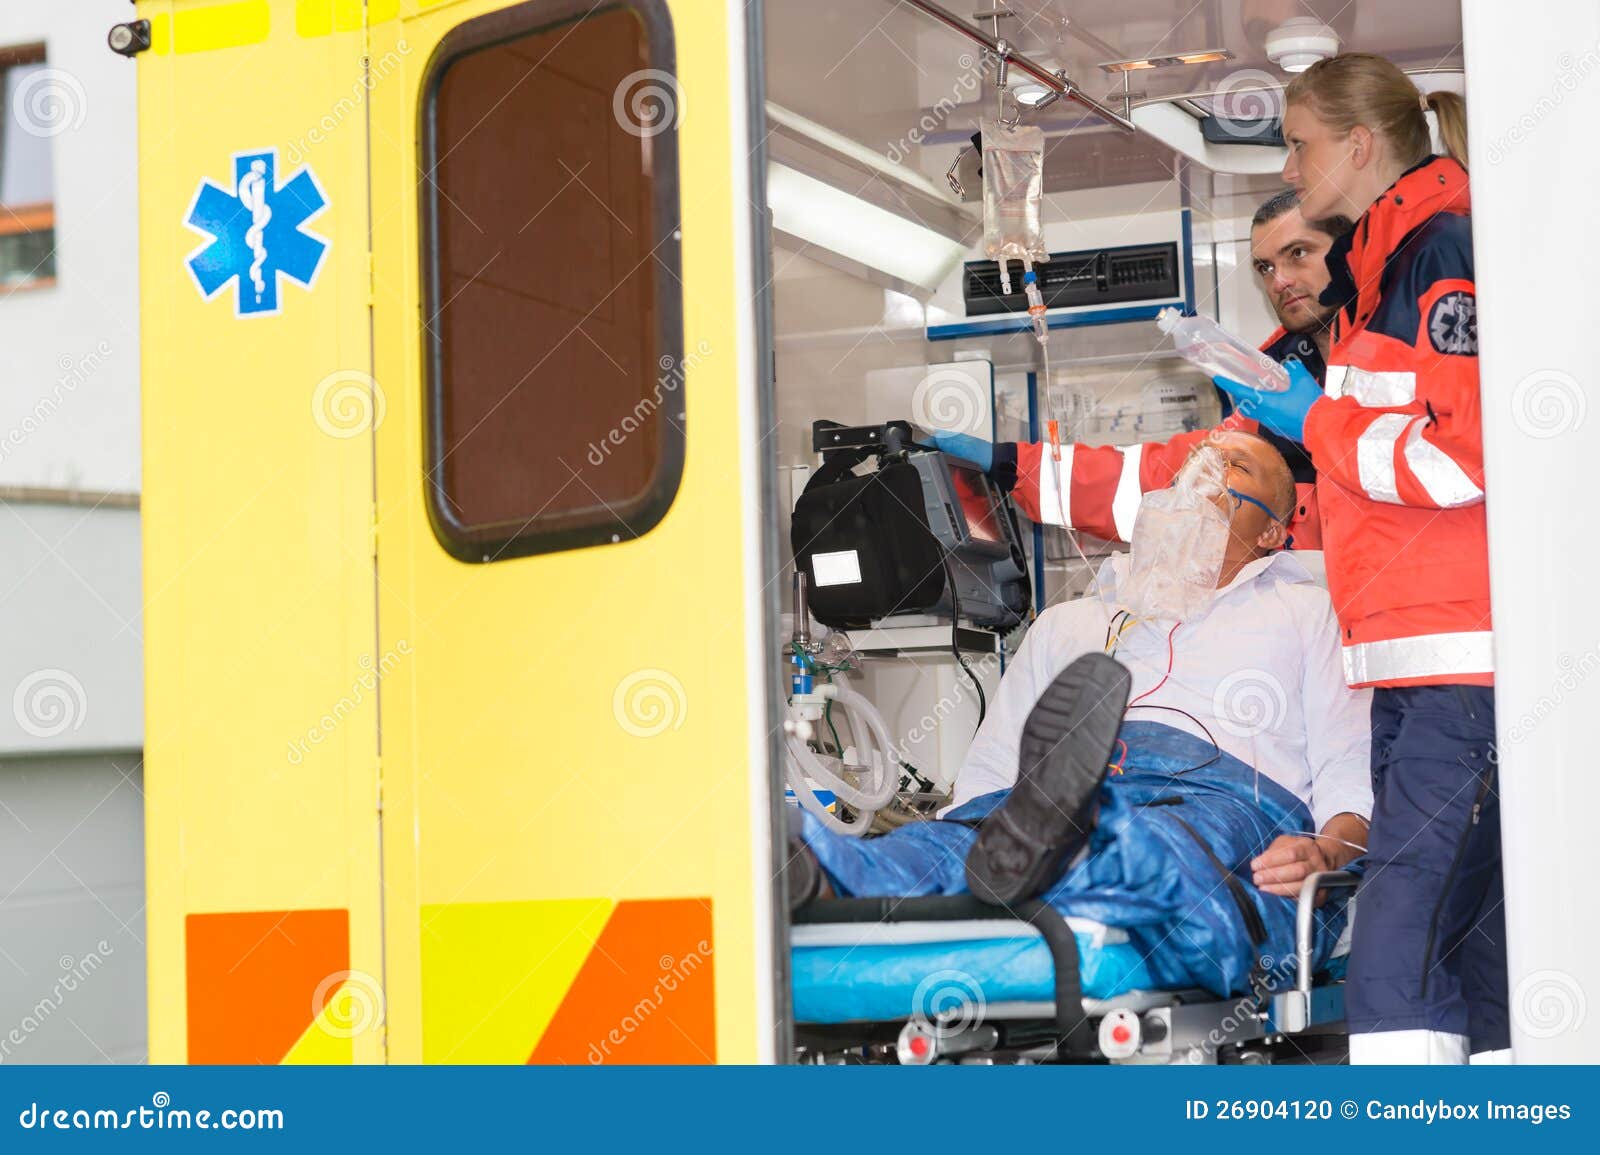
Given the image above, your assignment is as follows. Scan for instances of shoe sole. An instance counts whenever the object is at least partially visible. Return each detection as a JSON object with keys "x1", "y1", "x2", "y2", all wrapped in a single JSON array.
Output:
[{"x1": 964, "y1": 652, "x2": 1131, "y2": 905}]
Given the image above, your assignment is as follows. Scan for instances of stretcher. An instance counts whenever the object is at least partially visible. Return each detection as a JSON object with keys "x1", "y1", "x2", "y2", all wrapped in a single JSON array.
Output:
[{"x1": 791, "y1": 871, "x2": 1358, "y2": 1065}]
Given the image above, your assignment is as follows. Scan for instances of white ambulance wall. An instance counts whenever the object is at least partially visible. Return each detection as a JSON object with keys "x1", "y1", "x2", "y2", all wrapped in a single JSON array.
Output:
[
  {"x1": 773, "y1": 242, "x2": 934, "y2": 543},
  {"x1": 1464, "y1": 0, "x2": 1600, "y2": 1062},
  {"x1": 1202, "y1": 238, "x2": 1280, "y2": 349}
]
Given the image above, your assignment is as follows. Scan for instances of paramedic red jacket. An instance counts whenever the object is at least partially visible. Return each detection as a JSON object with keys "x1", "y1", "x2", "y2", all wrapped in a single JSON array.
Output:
[
  {"x1": 994, "y1": 330, "x2": 1326, "y2": 548},
  {"x1": 1300, "y1": 156, "x2": 1489, "y2": 689}
]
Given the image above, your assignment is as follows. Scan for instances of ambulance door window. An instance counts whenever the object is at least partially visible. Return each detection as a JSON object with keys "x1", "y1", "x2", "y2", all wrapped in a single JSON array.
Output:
[{"x1": 420, "y1": 1, "x2": 682, "y2": 562}]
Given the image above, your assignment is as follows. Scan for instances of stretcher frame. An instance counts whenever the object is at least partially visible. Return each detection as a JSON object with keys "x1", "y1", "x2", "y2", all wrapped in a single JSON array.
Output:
[{"x1": 791, "y1": 871, "x2": 1359, "y2": 1064}]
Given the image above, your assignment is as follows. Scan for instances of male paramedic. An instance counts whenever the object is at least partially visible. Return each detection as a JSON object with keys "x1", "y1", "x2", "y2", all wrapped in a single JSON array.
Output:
[
  {"x1": 929, "y1": 191, "x2": 1351, "y2": 549},
  {"x1": 789, "y1": 432, "x2": 1371, "y2": 909}
]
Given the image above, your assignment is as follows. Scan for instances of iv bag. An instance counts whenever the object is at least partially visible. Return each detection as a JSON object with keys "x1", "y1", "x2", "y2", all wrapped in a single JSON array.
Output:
[{"x1": 981, "y1": 118, "x2": 1047, "y2": 270}]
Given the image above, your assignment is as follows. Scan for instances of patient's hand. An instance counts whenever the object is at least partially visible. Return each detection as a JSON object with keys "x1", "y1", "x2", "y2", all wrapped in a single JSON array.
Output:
[{"x1": 1250, "y1": 835, "x2": 1333, "y2": 900}]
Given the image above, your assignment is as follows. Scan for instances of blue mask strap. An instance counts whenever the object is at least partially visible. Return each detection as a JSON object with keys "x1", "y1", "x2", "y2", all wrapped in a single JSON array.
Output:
[{"x1": 1227, "y1": 487, "x2": 1289, "y2": 524}]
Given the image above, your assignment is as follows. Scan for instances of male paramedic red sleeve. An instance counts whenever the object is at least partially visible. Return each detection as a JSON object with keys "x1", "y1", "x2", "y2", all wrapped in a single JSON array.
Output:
[{"x1": 1003, "y1": 413, "x2": 1259, "y2": 542}]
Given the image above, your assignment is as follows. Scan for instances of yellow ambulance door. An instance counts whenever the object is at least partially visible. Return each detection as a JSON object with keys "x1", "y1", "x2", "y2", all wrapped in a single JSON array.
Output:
[
  {"x1": 137, "y1": 0, "x2": 383, "y2": 1064},
  {"x1": 366, "y1": 0, "x2": 782, "y2": 1063}
]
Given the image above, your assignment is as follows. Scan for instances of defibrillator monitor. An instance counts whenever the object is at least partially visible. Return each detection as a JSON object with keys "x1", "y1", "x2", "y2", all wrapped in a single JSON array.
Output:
[
  {"x1": 790, "y1": 420, "x2": 1030, "y2": 629},
  {"x1": 949, "y1": 464, "x2": 1004, "y2": 546}
]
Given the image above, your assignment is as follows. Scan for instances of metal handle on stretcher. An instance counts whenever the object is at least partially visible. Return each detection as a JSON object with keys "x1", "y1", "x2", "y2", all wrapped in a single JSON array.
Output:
[{"x1": 1281, "y1": 870, "x2": 1360, "y2": 1033}]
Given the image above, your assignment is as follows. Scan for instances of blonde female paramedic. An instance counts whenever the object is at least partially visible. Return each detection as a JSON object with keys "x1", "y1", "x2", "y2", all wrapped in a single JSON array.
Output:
[{"x1": 1210, "y1": 53, "x2": 1503, "y2": 1064}]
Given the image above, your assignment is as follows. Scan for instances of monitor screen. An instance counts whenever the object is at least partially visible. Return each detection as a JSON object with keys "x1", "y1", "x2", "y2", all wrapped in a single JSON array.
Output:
[{"x1": 950, "y1": 465, "x2": 1003, "y2": 544}]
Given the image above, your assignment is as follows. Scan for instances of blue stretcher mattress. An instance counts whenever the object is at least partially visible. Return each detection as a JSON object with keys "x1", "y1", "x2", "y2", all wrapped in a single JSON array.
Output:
[
  {"x1": 793, "y1": 919, "x2": 1151, "y2": 1023},
  {"x1": 791, "y1": 918, "x2": 1351, "y2": 1024}
]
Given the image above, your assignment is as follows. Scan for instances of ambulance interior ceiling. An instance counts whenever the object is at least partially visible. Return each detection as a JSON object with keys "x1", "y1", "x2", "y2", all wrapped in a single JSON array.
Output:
[{"x1": 763, "y1": 0, "x2": 1464, "y2": 587}]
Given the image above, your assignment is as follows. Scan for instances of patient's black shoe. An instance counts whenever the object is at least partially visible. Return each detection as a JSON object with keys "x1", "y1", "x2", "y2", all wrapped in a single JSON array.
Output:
[
  {"x1": 785, "y1": 835, "x2": 826, "y2": 911},
  {"x1": 964, "y1": 652, "x2": 1130, "y2": 906}
]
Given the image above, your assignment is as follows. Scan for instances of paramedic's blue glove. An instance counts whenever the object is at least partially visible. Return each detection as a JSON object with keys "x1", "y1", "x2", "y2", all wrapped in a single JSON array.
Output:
[
  {"x1": 925, "y1": 430, "x2": 994, "y2": 472},
  {"x1": 1212, "y1": 359, "x2": 1323, "y2": 444}
]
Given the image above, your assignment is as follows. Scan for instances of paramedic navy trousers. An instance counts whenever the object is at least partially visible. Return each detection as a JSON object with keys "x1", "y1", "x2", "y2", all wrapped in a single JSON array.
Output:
[{"x1": 1344, "y1": 685, "x2": 1509, "y2": 1051}]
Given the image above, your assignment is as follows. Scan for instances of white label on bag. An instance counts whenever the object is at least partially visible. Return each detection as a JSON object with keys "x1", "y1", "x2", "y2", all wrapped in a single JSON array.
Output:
[{"x1": 811, "y1": 550, "x2": 862, "y2": 587}]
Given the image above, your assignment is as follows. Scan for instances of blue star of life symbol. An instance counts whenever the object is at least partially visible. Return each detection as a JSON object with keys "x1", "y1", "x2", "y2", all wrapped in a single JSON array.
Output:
[{"x1": 184, "y1": 149, "x2": 329, "y2": 317}]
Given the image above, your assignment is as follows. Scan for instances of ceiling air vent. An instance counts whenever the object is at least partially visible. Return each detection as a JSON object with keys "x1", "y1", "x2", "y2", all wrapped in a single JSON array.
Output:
[{"x1": 1199, "y1": 116, "x2": 1284, "y2": 147}]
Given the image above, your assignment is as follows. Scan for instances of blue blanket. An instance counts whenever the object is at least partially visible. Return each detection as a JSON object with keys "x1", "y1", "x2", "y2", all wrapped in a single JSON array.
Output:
[{"x1": 798, "y1": 721, "x2": 1353, "y2": 1000}]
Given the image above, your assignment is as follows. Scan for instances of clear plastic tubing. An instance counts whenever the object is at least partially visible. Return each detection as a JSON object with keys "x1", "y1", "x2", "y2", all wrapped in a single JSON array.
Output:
[
  {"x1": 1156, "y1": 308, "x2": 1290, "y2": 392},
  {"x1": 784, "y1": 684, "x2": 899, "y2": 837}
]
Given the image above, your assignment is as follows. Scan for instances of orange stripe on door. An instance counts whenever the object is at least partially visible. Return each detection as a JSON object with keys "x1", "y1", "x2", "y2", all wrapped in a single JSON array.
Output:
[
  {"x1": 529, "y1": 898, "x2": 715, "y2": 1065},
  {"x1": 186, "y1": 908, "x2": 349, "y2": 1064}
]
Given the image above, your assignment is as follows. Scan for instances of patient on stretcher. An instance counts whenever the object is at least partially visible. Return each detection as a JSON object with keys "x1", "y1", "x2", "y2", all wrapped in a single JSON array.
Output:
[
  {"x1": 786, "y1": 435, "x2": 1374, "y2": 999},
  {"x1": 793, "y1": 710, "x2": 1356, "y2": 998}
]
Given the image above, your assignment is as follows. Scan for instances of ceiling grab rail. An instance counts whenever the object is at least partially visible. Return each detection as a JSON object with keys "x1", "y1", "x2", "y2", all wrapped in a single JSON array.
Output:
[{"x1": 895, "y1": 0, "x2": 1136, "y2": 133}]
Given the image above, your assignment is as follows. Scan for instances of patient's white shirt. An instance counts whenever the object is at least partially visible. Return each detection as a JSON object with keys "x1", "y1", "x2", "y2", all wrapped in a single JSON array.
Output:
[{"x1": 951, "y1": 552, "x2": 1373, "y2": 831}]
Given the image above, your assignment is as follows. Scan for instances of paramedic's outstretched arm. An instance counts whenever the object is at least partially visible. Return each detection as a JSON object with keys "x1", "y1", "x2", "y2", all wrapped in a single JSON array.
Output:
[
  {"x1": 991, "y1": 406, "x2": 1287, "y2": 542},
  {"x1": 948, "y1": 605, "x2": 1094, "y2": 810},
  {"x1": 1251, "y1": 594, "x2": 1374, "y2": 897},
  {"x1": 1005, "y1": 428, "x2": 1218, "y2": 542}
]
